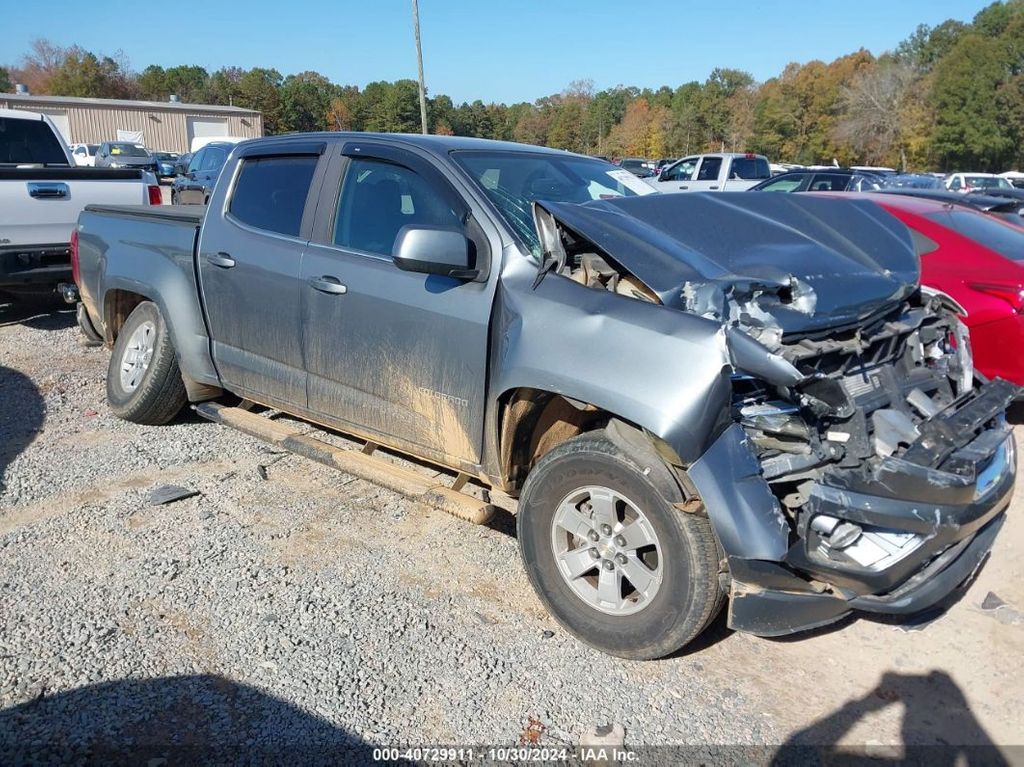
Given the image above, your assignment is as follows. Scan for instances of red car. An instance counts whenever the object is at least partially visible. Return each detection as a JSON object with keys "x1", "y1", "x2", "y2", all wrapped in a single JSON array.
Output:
[{"x1": 863, "y1": 194, "x2": 1024, "y2": 386}]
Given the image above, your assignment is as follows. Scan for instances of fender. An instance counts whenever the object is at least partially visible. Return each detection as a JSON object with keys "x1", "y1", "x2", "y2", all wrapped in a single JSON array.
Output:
[{"x1": 485, "y1": 255, "x2": 734, "y2": 478}]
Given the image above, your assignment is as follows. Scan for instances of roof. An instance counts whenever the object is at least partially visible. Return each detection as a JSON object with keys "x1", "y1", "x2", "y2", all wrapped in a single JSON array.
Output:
[
  {"x1": 0, "y1": 108, "x2": 45, "y2": 120},
  {"x1": 0, "y1": 92, "x2": 260, "y2": 116},
  {"x1": 247, "y1": 131, "x2": 580, "y2": 157}
]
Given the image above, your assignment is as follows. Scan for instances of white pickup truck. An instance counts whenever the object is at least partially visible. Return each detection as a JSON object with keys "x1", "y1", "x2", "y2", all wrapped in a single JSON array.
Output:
[
  {"x1": 0, "y1": 109, "x2": 160, "y2": 299},
  {"x1": 647, "y1": 152, "x2": 771, "y2": 193}
]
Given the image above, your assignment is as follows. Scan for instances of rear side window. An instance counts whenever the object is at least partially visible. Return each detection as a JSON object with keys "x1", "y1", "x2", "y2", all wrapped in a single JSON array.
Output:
[
  {"x1": 927, "y1": 209, "x2": 1024, "y2": 261},
  {"x1": 201, "y1": 147, "x2": 227, "y2": 172},
  {"x1": 0, "y1": 116, "x2": 69, "y2": 165},
  {"x1": 729, "y1": 157, "x2": 770, "y2": 180},
  {"x1": 229, "y1": 155, "x2": 318, "y2": 238},
  {"x1": 697, "y1": 157, "x2": 722, "y2": 181}
]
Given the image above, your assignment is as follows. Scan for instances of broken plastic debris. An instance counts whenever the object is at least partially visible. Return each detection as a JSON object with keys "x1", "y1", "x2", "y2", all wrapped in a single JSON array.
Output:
[
  {"x1": 148, "y1": 484, "x2": 199, "y2": 506},
  {"x1": 981, "y1": 591, "x2": 1006, "y2": 611}
]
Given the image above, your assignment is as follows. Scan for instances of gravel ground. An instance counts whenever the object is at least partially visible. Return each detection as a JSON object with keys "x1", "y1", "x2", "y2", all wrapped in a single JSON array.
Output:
[{"x1": 1, "y1": 297, "x2": 1022, "y2": 760}]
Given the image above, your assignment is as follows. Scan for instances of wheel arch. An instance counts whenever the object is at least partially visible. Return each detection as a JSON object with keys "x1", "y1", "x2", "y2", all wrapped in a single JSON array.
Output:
[{"x1": 494, "y1": 386, "x2": 695, "y2": 501}]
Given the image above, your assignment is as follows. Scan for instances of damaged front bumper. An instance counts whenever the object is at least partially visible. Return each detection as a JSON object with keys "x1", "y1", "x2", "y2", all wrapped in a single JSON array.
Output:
[{"x1": 689, "y1": 378, "x2": 1017, "y2": 637}]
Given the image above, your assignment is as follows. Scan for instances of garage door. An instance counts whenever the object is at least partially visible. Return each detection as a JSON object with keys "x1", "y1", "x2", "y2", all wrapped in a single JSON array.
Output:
[{"x1": 186, "y1": 117, "x2": 228, "y2": 151}]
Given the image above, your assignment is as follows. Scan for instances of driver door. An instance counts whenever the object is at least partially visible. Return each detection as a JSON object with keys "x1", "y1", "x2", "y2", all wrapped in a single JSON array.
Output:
[
  {"x1": 652, "y1": 156, "x2": 698, "y2": 192},
  {"x1": 300, "y1": 142, "x2": 495, "y2": 467}
]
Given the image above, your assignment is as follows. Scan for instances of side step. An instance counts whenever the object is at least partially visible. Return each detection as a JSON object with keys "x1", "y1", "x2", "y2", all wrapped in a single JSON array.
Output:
[{"x1": 194, "y1": 402, "x2": 495, "y2": 525}]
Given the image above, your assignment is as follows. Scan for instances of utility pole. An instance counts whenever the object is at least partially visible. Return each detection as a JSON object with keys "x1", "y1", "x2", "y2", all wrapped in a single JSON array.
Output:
[{"x1": 412, "y1": 0, "x2": 428, "y2": 134}]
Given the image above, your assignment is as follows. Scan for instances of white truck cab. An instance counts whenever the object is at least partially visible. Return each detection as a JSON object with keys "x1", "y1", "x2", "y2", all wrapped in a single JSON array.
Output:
[{"x1": 649, "y1": 152, "x2": 771, "y2": 193}]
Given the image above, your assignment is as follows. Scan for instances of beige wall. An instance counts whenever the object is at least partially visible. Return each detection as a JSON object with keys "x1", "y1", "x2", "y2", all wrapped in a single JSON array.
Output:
[{"x1": 0, "y1": 99, "x2": 263, "y2": 153}]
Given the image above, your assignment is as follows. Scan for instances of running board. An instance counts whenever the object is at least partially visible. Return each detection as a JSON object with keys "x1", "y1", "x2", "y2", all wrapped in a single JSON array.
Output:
[{"x1": 194, "y1": 402, "x2": 495, "y2": 525}]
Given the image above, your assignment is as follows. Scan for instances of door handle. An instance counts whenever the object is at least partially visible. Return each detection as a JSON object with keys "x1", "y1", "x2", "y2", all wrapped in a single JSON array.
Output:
[
  {"x1": 678, "y1": 185, "x2": 689, "y2": 190},
  {"x1": 709, "y1": 185, "x2": 720, "y2": 190},
  {"x1": 309, "y1": 275, "x2": 348, "y2": 295},
  {"x1": 27, "y1": 182, "x2": 69, "y2": 199},
  {"x1": 207, "y1": 252, "x2": 235, "y2": 268}
]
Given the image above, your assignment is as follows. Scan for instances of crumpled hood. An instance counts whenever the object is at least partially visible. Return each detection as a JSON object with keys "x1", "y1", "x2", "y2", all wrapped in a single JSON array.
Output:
[{"x1": 535, "y1": 193, "x2": 920, "y2": 335}]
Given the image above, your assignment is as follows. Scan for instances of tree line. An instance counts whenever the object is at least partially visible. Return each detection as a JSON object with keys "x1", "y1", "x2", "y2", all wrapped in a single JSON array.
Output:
[{"x1": 2, "y1": 0, "x2": 1022, "y2": 171}]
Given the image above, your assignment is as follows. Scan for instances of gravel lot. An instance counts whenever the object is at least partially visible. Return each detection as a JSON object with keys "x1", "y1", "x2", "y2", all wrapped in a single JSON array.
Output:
[{"x1": 1, "y1": 297, "x2": 1022, "y2": 759}]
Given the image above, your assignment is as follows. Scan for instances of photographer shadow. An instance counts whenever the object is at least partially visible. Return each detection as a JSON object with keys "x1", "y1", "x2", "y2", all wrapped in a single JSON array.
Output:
[
  {"x1": 773, "y1": 670, "x2": 1008, "y2": 766},
  {"x1": 0, "y1": 674, "x2": 380, "y2": 764}
]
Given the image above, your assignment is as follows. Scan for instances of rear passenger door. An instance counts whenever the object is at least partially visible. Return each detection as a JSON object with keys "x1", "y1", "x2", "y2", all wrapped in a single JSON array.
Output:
[
  {"x1": 197, "y1": 142, "x2": 325, "y2": 407},
  {"x1": 687, "y1": 156, "x2": 724, "y2": 191},
  {"x1": 300, "y1": 141, "x2": 495, "y2": 467}
]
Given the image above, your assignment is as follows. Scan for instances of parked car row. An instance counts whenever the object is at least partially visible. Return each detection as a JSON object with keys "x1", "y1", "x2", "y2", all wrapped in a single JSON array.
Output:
[{"x1": 61, "y1": 132, "x2": 1019, "y2": 661}]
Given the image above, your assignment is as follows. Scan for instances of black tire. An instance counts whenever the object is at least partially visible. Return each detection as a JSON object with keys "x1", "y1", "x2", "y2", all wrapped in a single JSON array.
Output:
[
  {"x1": 518, "y1": 430, "x2": 723, "y2": 659},
  {"x1": 106, "y1": 301, "x2": 187, "y2": 425}
]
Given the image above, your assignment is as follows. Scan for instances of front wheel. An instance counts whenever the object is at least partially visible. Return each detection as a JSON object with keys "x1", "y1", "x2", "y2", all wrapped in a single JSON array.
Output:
[
  {"x1": 518, "y1": 430, "x2": 723, "y2": 659},
  {"x1": 106, "y1": 301, "x2": 187, "y2": 425}
]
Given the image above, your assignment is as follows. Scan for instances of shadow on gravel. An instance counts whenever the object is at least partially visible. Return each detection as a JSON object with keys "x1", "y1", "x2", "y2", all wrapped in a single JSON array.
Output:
[
  {"x1": 0, "y1": 294, "x2": 75, "y2": 331},
  {"x1": 772, "y1": 670, "x2": 1008, "y2": 765},
  {"x1": 0, "y1": 365, "x2": 45, "y2": 496},
  {"x1": 0, "y1": 674, "x2": 376, "y2": 763}
]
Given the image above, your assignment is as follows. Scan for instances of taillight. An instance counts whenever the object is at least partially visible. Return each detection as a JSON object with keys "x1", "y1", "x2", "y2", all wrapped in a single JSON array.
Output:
[
  {"x1": 147, "y1": 185, "x2": 162, "y2": 205},
  {"x1": 70, "y1": 228, "x2": 81, "y2": 287},
  {"x1": 969, "y1": 281, "x2": 1024, "y2": 313}
]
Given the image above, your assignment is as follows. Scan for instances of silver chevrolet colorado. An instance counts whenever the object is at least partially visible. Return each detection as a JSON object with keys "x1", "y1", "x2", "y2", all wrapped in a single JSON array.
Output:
[{"x1": 72, "y1": 133, "x2": 1017, "y2": 659}]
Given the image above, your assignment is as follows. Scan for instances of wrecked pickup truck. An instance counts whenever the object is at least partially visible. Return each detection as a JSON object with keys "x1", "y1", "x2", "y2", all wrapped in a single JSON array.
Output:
[{"x1": 72, "y1": 134, "x2": 1017, "y2": 659}]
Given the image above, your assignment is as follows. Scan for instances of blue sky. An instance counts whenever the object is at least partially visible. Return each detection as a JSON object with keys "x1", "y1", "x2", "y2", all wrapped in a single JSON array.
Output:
[{"x1": 2, "y1": 0, "x2": 994, "y2": 103}]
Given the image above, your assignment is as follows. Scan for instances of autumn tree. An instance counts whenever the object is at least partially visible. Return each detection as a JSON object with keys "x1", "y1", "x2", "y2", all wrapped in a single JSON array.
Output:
[{"x1": 834, "y1": 59, "x2": 921, "y2": 169}]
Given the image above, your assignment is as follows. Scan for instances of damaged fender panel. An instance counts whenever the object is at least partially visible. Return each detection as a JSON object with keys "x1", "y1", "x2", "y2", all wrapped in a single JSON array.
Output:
[
  {"x1": 486, "y1": 252, "x2": 734, "y2": 471},
  {"x1": 687, "y1": 423, "x2": 791, "y2": 561}
]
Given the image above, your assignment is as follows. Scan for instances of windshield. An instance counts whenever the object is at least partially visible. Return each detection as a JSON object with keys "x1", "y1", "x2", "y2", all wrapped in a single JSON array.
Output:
[
  {"x1": 927, "y1": 209, "x2": 1024, "y2": 260},
  {"x1": 0, "y1": 117, "x2": 69, "y2": 165},
  {"x1": 966, "y1": 176, "x2": 1012, "y2": 190},
  {"x1": 453, "y1": 151, "x2": 654, "y2": 256},
  {"x1": 729, "y1": 156, "x2": 771, "y2": 180},
  {"x1": 153, "y1": 152, "x2": 176, "y2": 160},
  {"x1": 108, "y1": 143, "x2": 149, "y2": 157}
]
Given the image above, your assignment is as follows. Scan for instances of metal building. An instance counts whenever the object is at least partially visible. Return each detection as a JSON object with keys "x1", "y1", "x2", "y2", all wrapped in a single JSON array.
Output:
[{"x1": 0, "y1": 91, "x2": 263, "y2": 153}]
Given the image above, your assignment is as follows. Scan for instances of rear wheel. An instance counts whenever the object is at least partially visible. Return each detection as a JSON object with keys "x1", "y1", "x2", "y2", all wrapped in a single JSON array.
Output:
[
  {"x1": 106, "y1": 301, "x2": 186, "y2": 425},
  {"x1": 518, "y1": 430, "x2": 723, "y2": 659}
]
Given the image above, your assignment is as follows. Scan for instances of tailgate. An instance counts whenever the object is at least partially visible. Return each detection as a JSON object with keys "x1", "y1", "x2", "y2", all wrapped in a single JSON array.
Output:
[{"x1": 0, "y1": 169, "x2": 152, "y2": 248}]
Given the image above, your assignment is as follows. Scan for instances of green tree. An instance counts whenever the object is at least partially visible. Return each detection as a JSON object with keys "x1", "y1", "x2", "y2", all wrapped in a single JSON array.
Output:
[
  {"x1": 236, "y1": 68, "x2": 284, "y2": 133},
  {"x1": 361, "y1": 80, "x2": 420, "y2": 133},
  {"x1": 0, "y1": 67, "x2": 11, "y2": 92},
  {"x1": 47, "y1": 47, "x2": 135, "y2": 98},
  {"x1": 280, "y1": 71, "x2": 334, "y2": 132},
  {"x1": 930, "y1": 33, "x2": 1015, "y2": 169}
]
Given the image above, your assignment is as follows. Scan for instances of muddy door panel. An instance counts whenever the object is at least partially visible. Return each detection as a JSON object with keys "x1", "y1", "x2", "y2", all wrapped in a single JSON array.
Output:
[
  {"x1": 196, "y1": 153, "x2": 322, "y2": 405},
  {"x1": 300, "y1": 241, "x2": 490, "y2": 465}
]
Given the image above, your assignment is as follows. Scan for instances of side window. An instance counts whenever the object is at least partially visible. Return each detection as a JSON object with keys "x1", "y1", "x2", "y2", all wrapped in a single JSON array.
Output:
[
  {"x1": 949, "y1": 177, "x2": 961, "y2": 190},
  {"x1": 333, "y1": 157, "x2": 463, "y2": 257},
  {"x1": 809, "y1": 173, "x2": 848, "y2": 192},
  {"x1": 229, "y1": 155, "x2": 319, "y2": 237},
  {"x1": 665, "y1": 158, "x2": 697, "y2": 182},
  {"x1": 187, "y1": 149, "x2": 205, "y2": 173},
  {"x1": 696, "y1": 157, "x2": 722, "y2": 181},
  {"x1": 202, "y1": 147, "x2": 226, "y2": 172},
  {"x1": 759, "y1": 176, "x2": 803, "y2": 193}
]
